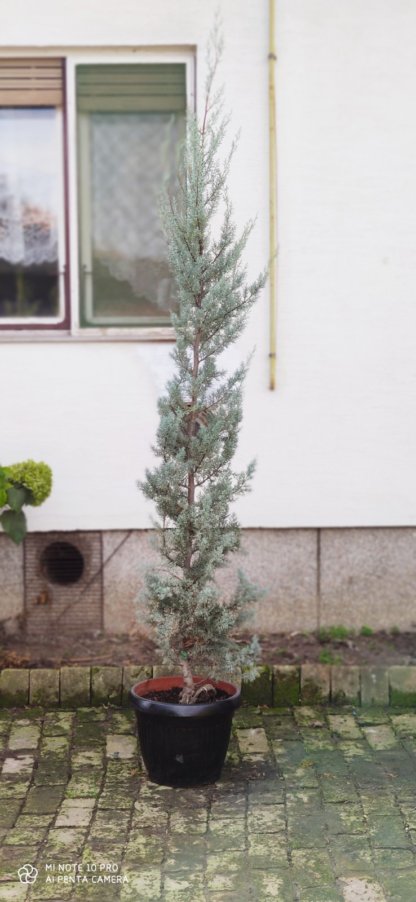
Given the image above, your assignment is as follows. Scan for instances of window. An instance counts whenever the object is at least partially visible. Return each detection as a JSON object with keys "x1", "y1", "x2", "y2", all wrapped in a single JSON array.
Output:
[
  {"x1": 0, "y1": 59, "x2": 67, "y2": 328},
  {"x1": 0, "y1": 53, "x2": 191, "y2": 335}
]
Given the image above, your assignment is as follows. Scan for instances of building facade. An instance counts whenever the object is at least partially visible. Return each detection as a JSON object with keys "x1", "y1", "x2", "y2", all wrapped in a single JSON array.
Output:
[{"x1": 1, "y1": 0, "x2": 416, "y2": 637}]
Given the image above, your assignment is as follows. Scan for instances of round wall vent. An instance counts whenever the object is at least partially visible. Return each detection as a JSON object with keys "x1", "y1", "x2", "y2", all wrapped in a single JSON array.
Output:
[{"x1": 41, "y1": 541, "x2": 85, "y2": 586}]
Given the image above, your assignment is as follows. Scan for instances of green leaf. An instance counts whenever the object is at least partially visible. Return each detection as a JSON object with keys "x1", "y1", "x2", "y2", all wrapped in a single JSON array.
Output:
[
  {"x1": 0, "y1": 509, "x2": 27, "y2": 544},
  {"x1": 0, "y1": 487, "x2": 7, "y2": 507},
  {"x1": 7, "y1": 484, "x2": 30, "y2": 513}
]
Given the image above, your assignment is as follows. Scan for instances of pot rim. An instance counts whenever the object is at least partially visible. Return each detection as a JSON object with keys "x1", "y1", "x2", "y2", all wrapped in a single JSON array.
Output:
[{"x1": 129, "y1": 674, "x2": 241, "y2": 719}]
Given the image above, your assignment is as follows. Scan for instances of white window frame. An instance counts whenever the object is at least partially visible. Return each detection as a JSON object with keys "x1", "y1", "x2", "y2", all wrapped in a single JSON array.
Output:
[
  {"x1": 0, "y1": 48, "x2": 195, "y2": 342},
  {"x1": 67, "y1": 49, "x2": 195, "y2": 340}
]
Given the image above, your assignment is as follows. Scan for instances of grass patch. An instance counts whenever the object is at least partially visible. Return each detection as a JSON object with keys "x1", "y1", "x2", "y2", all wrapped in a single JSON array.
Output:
[
  {"x1": 317, "y1": 625, "x2": 352, "y2": 643},
  {"x1": 359, "y1": 625, "x2": 373, "y2": 637}
]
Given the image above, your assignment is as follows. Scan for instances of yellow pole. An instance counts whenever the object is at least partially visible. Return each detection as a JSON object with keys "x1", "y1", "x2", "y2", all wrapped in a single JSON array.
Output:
[{"x1": 268, "y1": 0, "x2": 277, "y2": 390}]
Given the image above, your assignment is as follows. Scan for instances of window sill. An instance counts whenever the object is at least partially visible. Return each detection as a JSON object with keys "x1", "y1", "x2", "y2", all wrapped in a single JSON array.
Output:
[{"x1": 0, "y1": 326, "x2": 176, "y2": 342}]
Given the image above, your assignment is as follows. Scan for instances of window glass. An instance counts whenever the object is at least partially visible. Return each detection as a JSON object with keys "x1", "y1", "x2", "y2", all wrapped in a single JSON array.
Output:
[
  {"x1": 0, "y1": 108, "x2": 62, "y2": 319},
  {"x1": 77, "y1": 64, "x2": 186, "y2": 326}
]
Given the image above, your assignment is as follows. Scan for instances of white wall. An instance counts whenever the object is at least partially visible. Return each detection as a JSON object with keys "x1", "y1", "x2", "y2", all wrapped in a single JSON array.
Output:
[{"x1": 1, "y1": 0, "x2": 416, "y2": 529}]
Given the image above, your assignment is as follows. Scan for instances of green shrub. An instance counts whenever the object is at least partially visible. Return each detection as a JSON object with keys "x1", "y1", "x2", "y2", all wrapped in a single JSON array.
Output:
[
  {"x1": 0, "y1": 460, "x2": 52, "y2": 544},
  {"x1": 360, "y1": 625, "x2": 373, "y2": 637},
  {"x1": 5, "y1": 460, "x2": 52, "y2": 506},
  {"x1": 318, "y1": 649, "x2": 342, "y2": 665},
  {"x1": 318, "y1": 625, "x2": 351, "y2": 643}
]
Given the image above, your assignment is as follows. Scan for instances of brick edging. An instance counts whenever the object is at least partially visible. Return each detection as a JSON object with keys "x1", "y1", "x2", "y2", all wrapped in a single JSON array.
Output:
[{"x1": 0, "y1": 663, "x2": 415, "y2": 708}]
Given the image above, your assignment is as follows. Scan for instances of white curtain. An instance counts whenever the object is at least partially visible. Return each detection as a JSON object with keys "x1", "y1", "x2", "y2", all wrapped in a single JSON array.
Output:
[{"x1": 90, "y1": 112, "x2": 182, "y2": 306}]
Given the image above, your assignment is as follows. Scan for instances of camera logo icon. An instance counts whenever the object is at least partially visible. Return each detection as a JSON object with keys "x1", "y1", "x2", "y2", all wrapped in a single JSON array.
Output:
[{"x1": 18, "y1": 864, "x2": 38, "y2": 884}]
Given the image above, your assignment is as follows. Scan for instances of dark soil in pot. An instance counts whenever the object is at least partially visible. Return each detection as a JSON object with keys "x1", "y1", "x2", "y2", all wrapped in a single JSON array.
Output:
[{"x1": 130, "y1": 675, "x2": 240, "y2": 788}]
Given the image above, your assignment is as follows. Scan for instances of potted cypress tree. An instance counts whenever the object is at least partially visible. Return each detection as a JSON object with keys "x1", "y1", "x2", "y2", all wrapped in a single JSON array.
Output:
[{"x1": 130, "y1": 33, "x2": 266, "y2": 787}]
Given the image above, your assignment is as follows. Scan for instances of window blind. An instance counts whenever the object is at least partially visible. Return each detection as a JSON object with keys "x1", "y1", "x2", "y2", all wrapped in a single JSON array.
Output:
[
  {"x1": 76, "y1": 63, "x2": 186, "y2": 113},
  {"x1": 0, "y1": 58, "x2": 64, "y2": 106}
]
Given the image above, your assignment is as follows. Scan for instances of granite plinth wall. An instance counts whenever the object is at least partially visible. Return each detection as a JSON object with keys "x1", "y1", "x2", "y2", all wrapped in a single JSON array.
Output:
[{"x1": 0, "y1": 528, "x2": 416, "y2": 637}]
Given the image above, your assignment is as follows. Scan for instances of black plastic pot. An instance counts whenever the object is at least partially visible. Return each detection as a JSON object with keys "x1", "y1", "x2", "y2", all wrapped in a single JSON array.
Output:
[{"x1": 129, "y1": 675, "x2": 241, "y2": 787}]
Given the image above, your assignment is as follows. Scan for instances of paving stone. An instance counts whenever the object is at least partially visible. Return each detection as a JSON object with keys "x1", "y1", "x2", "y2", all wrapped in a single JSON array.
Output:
[
  {"x1": 33, "y1": 761, "x2": 69, "y2": 786},
  {"x1": 324, "y1": 802, "x2": 366, "y2": 835},
  {"x1": 171, "y1": 808, "x2": 208, "y2": 834},
  {"x1": 40, "y1": 735, "x2": 70, "y2": 757},
  {"x1": 163, "y1": 871, "x2": 204, "y2": 899},
  {"x1": 331, "y1": 666, "x2": 360, "y2": 705},
  {"x1": 288, "y1": 812, "x2": 328, "y2": 849},
  {"x1": 337, "y1": 740, "x2": 372, "y2": 759},
  {"x1": 108, "y1": 709, "x2": 136, "y2": 734},
  {"x1": 73, "y1": 720, "x2": 106, "y2": 750},
  {"x1": 357, "y1": 708, "x2": 390, "y2": 725},
  {"x1": 8, "y1": 722, "x2": 40, "y2": 751},
  {"x1": 247, "y1": 804, "x2": 285, "y2": 833},
  {"x1": 4, "y1": 822, "x2": 48, "y2": 845},
  {"x1": 55, "y1": 798, "x2": 95, "y2": 827},
  {"x1": 361, "y1": 668, "x2": 389, "y2": 706},
  {"x1": 372, "y1": 848, "x2": 415, "y2": 870},
  {"x1": 119, "y1": 868, "x2": 161, "y2": 900},
  {"x1": 241, "y1": 666, "x2": 273, "y2": 706},
  {"x1": 208, "y1": 816, "x2": 246, "y2": 851},
  {"x1": 330, "y1": 834, "x2": 374, "y2": 875},
  {"x1": 77, "y1": 707, "x2": 106, "y2": 721},
  {"x1": 390, "y1": 712, "x2": 416, "y2": 737},
  {"x1": 301, "y1": 665, "x2": 330, "y2": 704},
  {"x1": 322, "y1": 777, "x2": 358, "y2": 803},
  {"x1": 380, "y1": 870, "x2": 416, "y2": 901},
  {"x1": 339, "y1": 876, "x2": 386, "y2": 902},
  {"x1": 60, "y1": 666, "x2": 91, "y2": 707},
  {"x1": 72, "y1": 748, "x2": 104, "y2": 768},
  {"x1": 42, "y1": 711, "x2": 74, "y2": 736},
  {"x1": 250, "y1": 869, "x2": 296, "y2": 900},
  {"x1": 65, "y1": 772, "x2": 102, "y2": 798},
  {"x1": 0, "y1": 800, "x2": 24, "y2": 828},
  {"x1": 328, "y1": 713, "x2": 362, "y2": 740},
  {"x1": 41, "y1": 827, "x2": 86, "y2": 855},
  {"x1": 97, "y1": 783, "x2": 135, "y2": 810},
  {"x1": 291, "y1": 848, "x2": 333, "y2": 887},
  {"x1": 29, "y1": 668, "x2": 60, "y2": 707},
  {"x1": 236, "y1": 728, "x2": 269, "y2": 757},
  {"x1": 294, "y1": 707, "x2": 326, "y2": 727},
  {"x1": 106, "y1": 734, "x2": 137, "y2": 760},
  {"x1": 360, "y1": 793, "x2": 399, "y2": 816},
  {"x1": 88, "y1": 808, "x2": 130, "y2": 844},
  {"x1": 91, "y1": 666, "x2": 122, "y2": 705},
  {"x1": 248, "y1": 832, "x2": 289, "y2": 869},
  {"x1": 0, "y1": 669, "x2": 29, "y2": 707},
  {"x1": 367, "y1": 814, "x2": 411, "y2": 849},
  {"x1": 272, "y1": 665, "x2": 300, "y2": 707},
  {"x1": 207, "y1": 795, "x2": 246, "y2": 820},
  {"x1": 362, "y1": 723, "x2": 398, "y2": 749},
  {"x1": 165, "y1": 833, "x2": 206, "y2": 871},
  {"x1": 24, "y1": 786, "x2": 65, "y2": 814},
  {"x1": 124, "y1": 831, "x2": 164, "y2": 865},
  {"x1": 0, "y1": 844, "x2": 39, "y2": 881},
  {"x1": 2, "y1": 755, "x2": 34, "y2": 777},
  {"x1": 248, "y1": 778, "x2": 285, "y2": 805},
  {"x1": 132, "y1": 801, "x2": 169, "y2": 831},
  {"x1": 0, "y1": 883, "x2": 29, "y2": 901},
  {"x1": 299, "y1": 887, "x2": 344, "y2": 902},
  {"x1": 398, "y1": 802, "x2": 416, "y2": 828}
]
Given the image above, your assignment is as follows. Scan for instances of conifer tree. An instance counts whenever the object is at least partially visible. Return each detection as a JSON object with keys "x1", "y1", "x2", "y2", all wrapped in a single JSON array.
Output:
[{"x1": 140, "y1": 30, "x2": 266, "y2": 703}]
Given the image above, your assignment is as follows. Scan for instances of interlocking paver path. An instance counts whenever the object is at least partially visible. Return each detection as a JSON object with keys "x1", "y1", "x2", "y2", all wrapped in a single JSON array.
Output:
[{"x1": 0, "y1": 705, "x2": 416, "y2": 900}]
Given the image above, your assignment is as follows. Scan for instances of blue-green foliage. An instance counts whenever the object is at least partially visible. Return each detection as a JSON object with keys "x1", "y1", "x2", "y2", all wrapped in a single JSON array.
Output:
[{"x1": 140, "y1": 35, "x2": 266, "y2": 681}]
